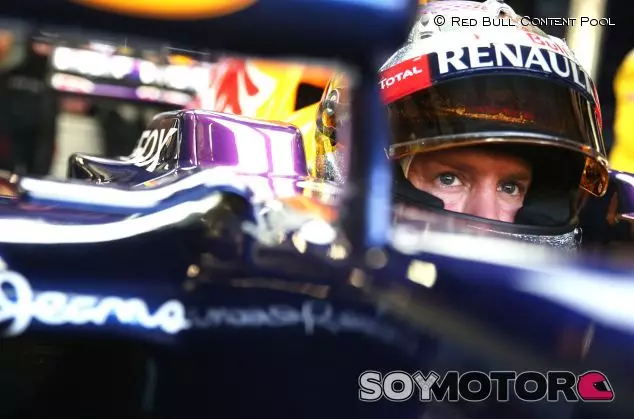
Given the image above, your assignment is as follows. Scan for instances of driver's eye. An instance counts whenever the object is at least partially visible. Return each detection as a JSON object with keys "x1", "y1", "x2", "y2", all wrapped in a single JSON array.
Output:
[{"x1": 437, "y1": 173, "x2": 461, "y2": 187}]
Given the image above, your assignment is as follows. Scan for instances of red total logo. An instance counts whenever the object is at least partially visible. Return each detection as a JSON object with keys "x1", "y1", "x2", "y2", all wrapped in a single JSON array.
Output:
[{"x1": 379, "y1": 55, "x2": 431, "y2": 104}]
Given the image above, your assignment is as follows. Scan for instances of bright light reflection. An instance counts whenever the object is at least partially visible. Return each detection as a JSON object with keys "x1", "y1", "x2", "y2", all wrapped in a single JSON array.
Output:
[
  {"x1": 517, "y1": 269, "x2": 634, "y2": 333},
  {"x1": 0, "y1": 194, "x2": 222, "y2": 244},
  {"x1": 19, "y1": 167, "x2": 247, "y2": 210}
]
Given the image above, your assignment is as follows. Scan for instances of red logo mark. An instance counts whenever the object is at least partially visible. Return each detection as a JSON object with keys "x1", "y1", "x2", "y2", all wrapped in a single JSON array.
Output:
[
  {"x1": 576, "y1": 371, "x2": 614, "y2": 402},
  {"x1": 208, "y1": 59, "x2": 260, "y2": 114},
  {"x1": 378, "y1": 55, "x2": 431, "y2": 104}
]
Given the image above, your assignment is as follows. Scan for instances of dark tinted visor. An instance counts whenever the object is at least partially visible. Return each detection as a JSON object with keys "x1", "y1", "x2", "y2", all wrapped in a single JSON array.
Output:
[{"x1": 387, "y1": 74, "x2": 608, "y2": 196}]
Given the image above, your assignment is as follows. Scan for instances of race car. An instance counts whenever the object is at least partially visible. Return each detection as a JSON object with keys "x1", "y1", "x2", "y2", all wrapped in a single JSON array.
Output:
[
  {"x1": 0, "y1": 1, "x2": 633, "y2": 419},
  {"x1": 187, "y1": 58, "x2": 332, "y2": 176},
  {"x1": 187, "y1": 0, "x2": 432, "y2": 177},
  {"x1": 66, "y1": 108, "x2": 339, "y2": 206}
]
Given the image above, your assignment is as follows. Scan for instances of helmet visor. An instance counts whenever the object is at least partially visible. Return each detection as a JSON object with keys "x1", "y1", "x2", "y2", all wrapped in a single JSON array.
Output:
[{"x1": 387, "y1": 74, "x2": 608, "y2": 196}]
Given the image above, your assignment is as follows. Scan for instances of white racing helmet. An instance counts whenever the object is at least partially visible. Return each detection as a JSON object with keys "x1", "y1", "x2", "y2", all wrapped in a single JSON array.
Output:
[{"x1": 314, "y1": 0, "x2": 608, "y2": 250}]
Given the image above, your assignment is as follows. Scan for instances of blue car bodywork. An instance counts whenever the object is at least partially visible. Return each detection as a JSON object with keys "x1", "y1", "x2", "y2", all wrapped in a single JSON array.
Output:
[{"x1": 0, "y1": 1, "x2": 634, "y2": 419}]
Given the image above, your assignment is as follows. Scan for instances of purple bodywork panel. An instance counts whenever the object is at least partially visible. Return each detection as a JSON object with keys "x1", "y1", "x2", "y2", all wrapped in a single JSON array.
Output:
[
  {"x1": 609, "y1": 170, "x2": 634, "y2": 221},
  {"x1": 66, "y1": 109, "x2": 319, "y2": 203},
  {"x1": 68, "y1": 109, "x2": 308, "y2": 184},
  {"x1": 188, "y1": 110, "x2": 308, "y2": 177}
]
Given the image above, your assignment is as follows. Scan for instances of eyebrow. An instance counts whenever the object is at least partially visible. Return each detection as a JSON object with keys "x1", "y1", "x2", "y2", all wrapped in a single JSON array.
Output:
[
  {"x1": 427, "y1": 160, "x2": 533, "y2": 182},
  {"x1": 501, "y1": 173, "x2": 533, "y2": 183}
]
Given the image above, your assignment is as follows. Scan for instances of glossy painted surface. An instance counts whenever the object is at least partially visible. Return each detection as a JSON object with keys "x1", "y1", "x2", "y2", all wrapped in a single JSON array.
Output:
[
  {"x1": 610, "y1": 170, "x2": 634, "y2": 216},
  {"x1": 69, "y1": 110, "x2": 308, "y2": 185},
  {"x1": 2, "y1": 167, "x2": 634, "y2": 418},
  {"x1": 192, "y1": 110, "x2": 307, "y2": 177},
  {"x1": 0, "y1": 168, "x2": 428, "y2": 419},
  {"x1": 188, "y1": 59, "x2": 333, "y2": 172},
  {"x1": 9, "y1": 0, "x2": 405, "y2": 251},
  {"x1": 579, "y1": 169, "x2": 634, "y2": 244},
  {"x1": 1, "y1": 1, "x2": 634, "y2": 419},
  {"x1": 0, "y1": 0, "x2": 418, "y2": 61}
]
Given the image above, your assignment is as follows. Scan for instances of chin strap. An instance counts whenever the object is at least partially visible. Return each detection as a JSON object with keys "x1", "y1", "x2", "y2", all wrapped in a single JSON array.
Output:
[{"x1": 514, "y1": 190, "x2": 575, "y2": 227}]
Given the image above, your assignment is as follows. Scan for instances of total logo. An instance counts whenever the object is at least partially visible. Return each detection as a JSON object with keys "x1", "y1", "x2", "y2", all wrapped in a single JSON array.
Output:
[
  {"x1": 70, "y1": 0, "x2": 257, "y2": 19},
  {"x1": 379, "y1": 66, "x2": 423, "y2": 90},
  {"x1": 378, "y1": 55, "x2": 432, "y2": 104}
]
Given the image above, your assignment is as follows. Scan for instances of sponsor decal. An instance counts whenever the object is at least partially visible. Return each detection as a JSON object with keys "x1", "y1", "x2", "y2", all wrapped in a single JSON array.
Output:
[
  {"x1": 434, "y1": 43, "x2": 594, "y2": 98},
  {"x1": 379, "y1": 43, "x2": 595, "y2": 104},
  {"x1": 0, "y1": 270, "x2": 187, "y2": 336},
  {"x1": 0, "y1": 265, "x2": 419, "y2": 353},
  {"x1": 126, "y1": 127, "x2": 178, "y2": 171},
  {"x1": 379, "y1": 56, "x2": 432, "y2": 104},
  {"x1": 524, "y1": 32, "x2": 575, "y2": 59}
]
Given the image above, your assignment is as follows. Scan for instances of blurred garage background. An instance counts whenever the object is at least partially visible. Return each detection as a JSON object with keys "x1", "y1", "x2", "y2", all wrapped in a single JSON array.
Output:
[{"x1": 0, "y1": 0, "x2": 629, "y2": 178}]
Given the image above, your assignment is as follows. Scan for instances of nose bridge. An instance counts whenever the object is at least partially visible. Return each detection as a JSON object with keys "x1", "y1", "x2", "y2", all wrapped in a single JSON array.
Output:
[{"x1": 464, "y1": 182, "x2": 498, "y2": 219}]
